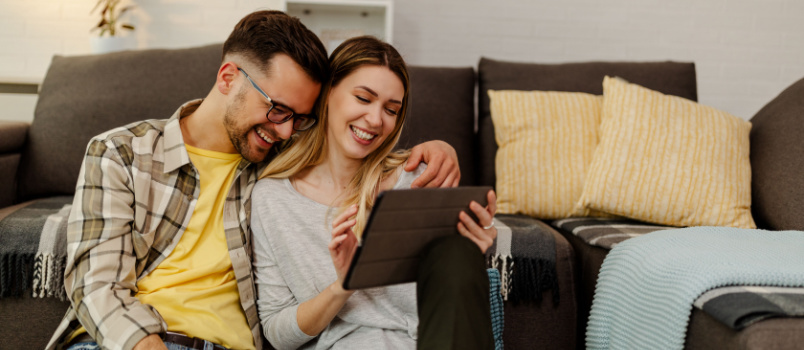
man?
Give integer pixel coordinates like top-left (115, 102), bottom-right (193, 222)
top-left (47, 10), bottom-right (460, 350)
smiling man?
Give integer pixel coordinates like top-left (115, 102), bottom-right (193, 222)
top-left (46, 10), bottom-right (460, 350)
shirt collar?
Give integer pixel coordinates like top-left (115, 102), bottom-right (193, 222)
top-left (162, 99), bottom-right (202, 174)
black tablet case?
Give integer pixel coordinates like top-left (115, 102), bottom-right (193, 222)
top-left (343, 186), bottom-right (492, 290)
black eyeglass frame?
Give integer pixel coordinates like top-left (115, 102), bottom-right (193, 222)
top-left (237, 67), bottom-right (318, 131)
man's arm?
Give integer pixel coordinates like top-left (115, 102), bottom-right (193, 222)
top-left (405, 140), bottom-right (461, 188)
top-left (65, 139), bottom-right (166, 350)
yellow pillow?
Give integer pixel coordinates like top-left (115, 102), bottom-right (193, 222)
top-left (490, 90), bottom-right (602, 219)
top-left (574, 76), bottom-right (756, 228)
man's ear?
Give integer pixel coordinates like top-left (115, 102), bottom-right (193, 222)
top-left (217, 62), bottom-right (239, 95)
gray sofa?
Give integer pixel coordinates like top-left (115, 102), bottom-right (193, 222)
top-left (473, 57), bottom-right (804, 349)
top-left (0, 44), bottom-right (577, 350)
top-left (1, 43), bottom-right (802, 349)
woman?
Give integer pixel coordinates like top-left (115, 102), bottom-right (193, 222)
top-left (251, 36), bottom-right (497, 350)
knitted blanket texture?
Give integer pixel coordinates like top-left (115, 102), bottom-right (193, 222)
top-left (587, 227), bottom-right (804, 350)
top-left (487, 268), bottom-right (504, 350)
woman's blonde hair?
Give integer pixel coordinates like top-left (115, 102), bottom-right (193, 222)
top-left (260, 36), bottom-right (411, 237)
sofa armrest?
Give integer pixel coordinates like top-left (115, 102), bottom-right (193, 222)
top-left (0, 121), bottom-right (29, 153)
top-left (0, 121), bottom-right (28, 207)
top-left (491, 214), bottom-right (578, 349)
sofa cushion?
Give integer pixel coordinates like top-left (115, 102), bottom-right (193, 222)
top-left (500, 217), bottom-right (579, 349)
top-left (749, 76), bottom-right (804, 231)
top-left (0, 293), bottom-right (71, 349)
top-left (576, 77), bottom-right (755, 228)
top-left (489, 90), bottom-right (602, 218)
top-left (553, 216), bottom-right (674, 250)
top-left (0, 122), bottom-right (28, 154)
top-left (477, 57), bottom-right (698, 187)
top-left (0, 155), bottom-right (20, 208)
top-left (398, 66), bottom-right (477, 185)
top-left (17, 44), bottom-right (223, 201)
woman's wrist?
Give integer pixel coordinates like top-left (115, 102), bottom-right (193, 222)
top-left (329, 281), bottom-right (355, 298)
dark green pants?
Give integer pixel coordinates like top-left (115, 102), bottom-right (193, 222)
top-left (417, 235), bottom-right (494, 350)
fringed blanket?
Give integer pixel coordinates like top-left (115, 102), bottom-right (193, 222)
top-left (0, 197), bottom-right (72, 300)
top-left (587, 227), bottom-right (804, 350)
top-left (486, 214), bottom-right (558, 305)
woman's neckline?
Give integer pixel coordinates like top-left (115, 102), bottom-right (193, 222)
top-left (283, 166), bottom-right (407, 208)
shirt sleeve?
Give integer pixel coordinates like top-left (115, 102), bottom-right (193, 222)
top-left (251, 184), bottom-right (317, 350)
top-left (395, 163), bottom-right (428, 189)
top-left (64, 138), bottom-right (166, 350)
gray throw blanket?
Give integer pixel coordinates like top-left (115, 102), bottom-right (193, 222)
top-left (0, 197), bottom-right (72, 299)
top-left (694, 286), bottom-right (804, 330)
top-left (485, 214), bottom-right (558, 305)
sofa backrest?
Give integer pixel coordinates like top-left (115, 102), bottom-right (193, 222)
top-left (18, 44), bottom-right (706, 201)
top-left (17, 44), bottom-right (480, 201)
top-left (748, 77), bottom-right (804, 231)
top-left (476, 57), bottom-right (699, 188)
top-left (399, 66), bottom-right (477, 185)
top-left (17, 44), bottom-right (223, 201)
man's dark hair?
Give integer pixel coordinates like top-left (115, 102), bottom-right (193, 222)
top-left (223, 10), bottom-right (328, 84)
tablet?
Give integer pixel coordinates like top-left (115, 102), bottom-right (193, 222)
top-left (342, 186), bottom-right (492, 290)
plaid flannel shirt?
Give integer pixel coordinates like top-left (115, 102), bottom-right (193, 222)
top-left (46, 100), bottom-right (263, 350)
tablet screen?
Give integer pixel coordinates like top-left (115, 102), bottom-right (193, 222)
top-left (343, 186), bottom-right (491, 290)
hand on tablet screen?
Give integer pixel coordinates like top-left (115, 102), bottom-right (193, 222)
top-left (330, 204), bottom-right (360, 288)
top-left (457, 190), bottom-right (498, 253)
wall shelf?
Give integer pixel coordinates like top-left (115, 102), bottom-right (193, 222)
top-left (284, 0), bottom-right (393, 54)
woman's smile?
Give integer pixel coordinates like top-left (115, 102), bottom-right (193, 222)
top-left (350, 125), bottom-right (377, 144)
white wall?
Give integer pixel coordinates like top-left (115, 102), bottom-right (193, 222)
top-left (0, 0), bottom-right (282, 122)
top-left (0, 0), bottom-right (283, 81)
top-left (393, 0), bottom-right (804, 120)
top-left (1, 0), bottom-right (802, 121)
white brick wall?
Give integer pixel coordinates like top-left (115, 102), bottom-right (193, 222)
top-left (394, 0), bottom-right (804, 120)
top-left (1, 0), bottom-right (802, 121)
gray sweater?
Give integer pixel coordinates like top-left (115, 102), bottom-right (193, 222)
top-left (251, 165), bottom-right (426, 350)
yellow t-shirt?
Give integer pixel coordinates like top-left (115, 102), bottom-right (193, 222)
top-left (134, 144), bottom-right (254, 349)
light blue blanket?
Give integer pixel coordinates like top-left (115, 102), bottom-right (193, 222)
top-left (586, 227), bottom-right (804, 349)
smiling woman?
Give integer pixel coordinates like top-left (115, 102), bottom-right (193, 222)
top-left (326, 65), bottom-right (403, 160)
top-left (259, 37), bottom-right (413, 235)
top-left (251, 36), bottom-right (498, 350)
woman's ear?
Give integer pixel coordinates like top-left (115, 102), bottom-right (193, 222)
top-left (216, 62), bottom-right (239, 95)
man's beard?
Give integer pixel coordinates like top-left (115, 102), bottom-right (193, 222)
top-left (224, 89), bottom-right (269, 163)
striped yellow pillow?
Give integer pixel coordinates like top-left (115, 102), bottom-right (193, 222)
top-left (490, 90), bottom-right (602, 219)
top-left (574, 76), bottom-right (756, 228)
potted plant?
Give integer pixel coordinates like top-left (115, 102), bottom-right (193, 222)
top-left (89, 0), bottom-right (137, 54)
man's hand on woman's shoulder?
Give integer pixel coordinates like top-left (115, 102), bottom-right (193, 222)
top-left (407, 140), bottom-right (460, 188)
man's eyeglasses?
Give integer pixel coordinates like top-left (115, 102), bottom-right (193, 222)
top-left (238, 67), bottom-right (317, 131)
